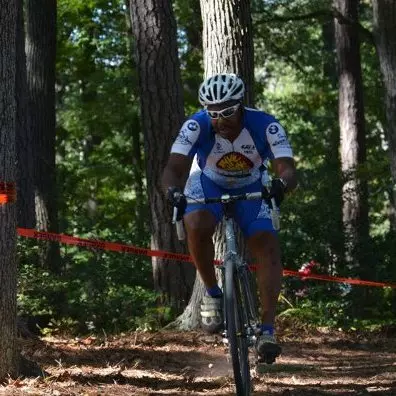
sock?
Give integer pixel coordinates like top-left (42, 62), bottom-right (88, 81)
top-left (260, 324), bottom-right (274, 335)
top-left (206, 284), bottom-right (222, 298)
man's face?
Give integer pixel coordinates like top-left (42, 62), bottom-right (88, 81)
top-left (206, 100), bottom-right (242, 141)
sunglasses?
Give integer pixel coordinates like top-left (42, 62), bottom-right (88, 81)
top-left (206, 103), bottom-right (240, 120)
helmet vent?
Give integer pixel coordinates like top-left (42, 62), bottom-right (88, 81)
top-left (198, 73), bottom-right (245, 106)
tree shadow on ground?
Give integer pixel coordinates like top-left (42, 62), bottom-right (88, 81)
top-left (15, 331), bottom-right (396, 395)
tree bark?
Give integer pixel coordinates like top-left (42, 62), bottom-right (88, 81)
top-left (129, 0), bottom-right (195, 311)
top-left (0, 0), bottom-right (18, 380)
top-left (26, 0), bottom-right (59, 271)
top-left (321, 18), bottom-right (345, 272)
top-left (334, 0), bottom-right (369, 273)
top-left (372, 0), bottom-right (396, 232)
top-left (172, 0), bottom-right (255, 329)
top-left (16, 0), bottom-right (35, 229)
top-left (200, 0), bottom-right (255, 105)
top-left (124, 1), bottom-right (145, 235)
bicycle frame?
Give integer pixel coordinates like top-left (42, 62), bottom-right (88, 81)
top-left (221, 203), bottom-right (260, 342)
top-left (220, 206), bottom-right (259, 395)
top-left (172, 191), bottom-right (279, 396)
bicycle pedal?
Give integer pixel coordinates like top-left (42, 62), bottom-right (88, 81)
top-left (257, 354), bottom-right (277, 365)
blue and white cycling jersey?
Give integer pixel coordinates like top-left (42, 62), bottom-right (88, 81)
top-left (170, 107), bottom-right (293, 189)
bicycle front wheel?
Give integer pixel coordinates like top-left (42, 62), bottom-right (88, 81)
top-left (225, 258), bottom-right (251, 396)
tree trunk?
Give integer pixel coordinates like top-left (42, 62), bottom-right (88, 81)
top-left (0, 0), bottom-right (18, 380)
top-left (26, 0), bottom-right (59, 271)
top-left (321, 18), bottom-right (344, 272)
top-left (372, 0), bottom-right (396, 232)
top-left (200, 0), bottom-right (255, 105)
top-left (129, 0), bottom-right (195, 311)
top-left (16, 0), bottom-right (35, 229)
top-left (124, 1), bottom-right (145, 235)
top-left (172, 0), bottom-right (255, 329)
top-left (334, 0), bottom-right (369, 274)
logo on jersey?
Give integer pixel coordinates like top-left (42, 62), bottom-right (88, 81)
top-left (213, 142), bottom-right (225, 154)
top-left (187, 121), bottom-right (198, 131)
top-left (216, 152), bottom-right (254, 171)
top-left (241, 145), bottom-right (255, 150)
top-left (241, 144), bottom-right (256, 154)
top-left (175, 129), bottom-right (193, 145)
top-left (268, 124), bottom-right (279, 135)
top-left (272, 137), bottom-right (289, 147)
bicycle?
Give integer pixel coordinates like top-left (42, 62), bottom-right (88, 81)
top-left (172, 190), bottom-right (280, 396)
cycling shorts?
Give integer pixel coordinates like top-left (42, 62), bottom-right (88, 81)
top-left (184, 171), bottom-right (276, 237)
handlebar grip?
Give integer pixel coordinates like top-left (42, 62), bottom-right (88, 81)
top-left (172, 206), bottom-right (178, 224)
top-left (176, 220), bottom-right (186, 240)
top-left (270, 197), bottom-right (280, 231)
top-left (173, 206), bottom-right (186, 240)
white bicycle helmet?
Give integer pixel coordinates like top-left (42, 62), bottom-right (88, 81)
top-left (198, 73), bottom-right (245, 106)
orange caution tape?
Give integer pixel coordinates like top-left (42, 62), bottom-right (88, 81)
top-left (17, 228), bottom-right (396, 289)
top-left (283, 270), bottom-right (395, 288)
top-left (0, 181), bottom-right (16, 204)
top-left (17, 228), bottom-right (195, 263)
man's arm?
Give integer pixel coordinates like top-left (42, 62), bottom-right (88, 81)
top-left (271, 157), bottom-right (297, 192)
top-left (162, 153), bottom-right (193, 194)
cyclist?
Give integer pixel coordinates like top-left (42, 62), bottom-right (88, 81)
top-left (162, 73), bottom-right (297, 363)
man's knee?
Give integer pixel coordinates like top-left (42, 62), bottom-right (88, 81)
top-left (247, 231), bottom-right (281, 259)
top-left (184, 210), bottom-right (217, 239)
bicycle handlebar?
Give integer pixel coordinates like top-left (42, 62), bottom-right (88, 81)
top-left (172, 190), bottom-right (280, 240)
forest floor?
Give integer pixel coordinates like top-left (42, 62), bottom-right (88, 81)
top-left (1, 323), bottom-right (396, 396)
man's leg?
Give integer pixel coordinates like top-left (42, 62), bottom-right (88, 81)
top-left (247, 230), bottom-right (282, 362)
top-left (184, 209), bottom-right (217, 287)
top-left (246, 231), bottom-right (282, 326)
top-left (184, 210), bottom-right (223, 332)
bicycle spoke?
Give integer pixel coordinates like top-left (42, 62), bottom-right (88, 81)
top-left (225, 259), bottom-right (251, 396)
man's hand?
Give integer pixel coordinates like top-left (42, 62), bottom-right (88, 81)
top-left (268, 178), bottom-right (287, 207)
top-left (167, 186), bottom-right (187, 220)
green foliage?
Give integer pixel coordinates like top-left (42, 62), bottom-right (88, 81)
top-left (18, 238), bottom-right (159, 333)
top-left (135, 305), bottom-right (175, 331)
top-left (17, 0), bottom-right (395, 333)
top-left (16, 0), bottom-right (157, 334)
top-left (254, 0), bottom-right (395, 327)
top-left (279, 280), bottom-right (396, 330)
top-left (174, 0), bottom-right (203, 113)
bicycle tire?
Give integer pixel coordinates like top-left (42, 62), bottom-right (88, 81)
top-left (240, 266), bottom-right (260, 325)
top-left (225, 258), bottom-right (251, 396)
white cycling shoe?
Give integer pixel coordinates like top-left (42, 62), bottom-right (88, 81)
top-left (200, 294), bottom-right (223, 333)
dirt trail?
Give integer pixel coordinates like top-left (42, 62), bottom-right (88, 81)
top-left (1, 329), bottom-right (395, 395)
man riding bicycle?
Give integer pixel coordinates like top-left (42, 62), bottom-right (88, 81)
top-left (162, 73), bottom-right (297, 363)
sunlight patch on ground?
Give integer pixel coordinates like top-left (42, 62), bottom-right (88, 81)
top-left (3, 330), bottom-right (395, 395)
